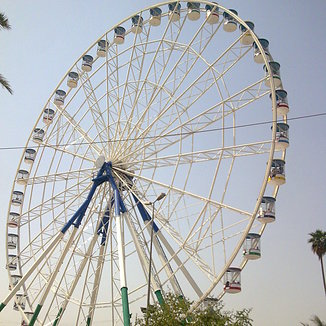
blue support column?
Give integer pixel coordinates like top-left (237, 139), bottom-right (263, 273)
top-left (61, 163), bottom-right (109, 234)
top-left (132, 194), bottom-right (159, 232)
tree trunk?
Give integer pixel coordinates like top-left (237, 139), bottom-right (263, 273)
top-left (320, 255), bottom-right (326, 296)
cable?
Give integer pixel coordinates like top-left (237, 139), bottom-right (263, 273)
top-left (0, 112), bottom-right (325, 152)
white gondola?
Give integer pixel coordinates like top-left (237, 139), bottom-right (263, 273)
top-left (223, 9), bottom-right (238, 32)
top-left (82, 55), bottom-right (94, 72)
top-left (97, 40), bottom-right (109, 57)
top-left (8, 212), bottom-right (20, 228)
top-left (224, 267), bottom-right (241, 293)
top-left (67, 71), bottom-right (79, 88)
top-left (9, 274), bottom-right (22, 290)
top-left (257, 196), bottom-right (276, 223)
top-left (264, 61), bottom-right (282, 88)
top-left (13, 294), bottom-right (26, 311)
top-left (32, 128), bottom-right (45, 143)
top-left (187, 2), bottom-right (200, 21)
top-left (17, 170), bottom-right (29, 185)
top-left (253, 38), bottom-right (270, 64)
top-left (168, 2), bottom-right (181, 22)
top-left (114, 26), bottom-right (126, 44)
top-left (243, 233), bottom-right (261, 260)
top-left (24, 148), bottom-right (36, 164)
top-left (273, 123), bottom-right (289, 150)
top-left (205, 3), bottom-right (219, 24)
top-left (149, 7), bottom-right (162, 26)
top-left (7, 254), bottom-right (18, 271)
top-left (269, 159), bottom-right (286, 186)
top-left (43, 108), bottom-right (55, 124)
top-left (11, 191), bottom-right (24, 206)
top-left (131, 15), bottom-right (143, 34)
top-left (7, 233), bottom-right (19, 250)
top-left (239, 21), bottom-right (255, 45)
top-left (53, 89), bottom-right (66, 106)
top-left (272, 89), bottom-right (289, 116)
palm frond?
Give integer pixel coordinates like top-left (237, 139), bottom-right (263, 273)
top-left (0, 12), bottom-right (11, 30)
top-left (311, 315), bottom-right (326, 326)
top-left (0, 73), bottom-right (13, 94)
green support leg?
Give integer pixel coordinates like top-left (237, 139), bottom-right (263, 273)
top-left (121, 287), bottom-right (130, 326)
top-left (52, 307), bottom-right (63, 326)
top-left (29, 303), bottom-right (42, 326)
top-left (86, 316), bottom-right (91, 326)
top-left (0, 303), bottom-right (6, 312)
top-left (154, 290), bottom-right (165, 307)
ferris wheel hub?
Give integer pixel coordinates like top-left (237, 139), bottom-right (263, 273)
top-left (95, 155), bottom-right (106, 169)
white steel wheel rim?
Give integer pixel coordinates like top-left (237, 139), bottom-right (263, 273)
top-left (6, 1), bottom-right (284, 325)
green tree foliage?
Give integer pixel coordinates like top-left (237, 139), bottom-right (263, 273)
top-left (0, 12), bottom-right (13, 94)
top-left (134, 293), bottom-right (252, 326)
top-left (308, 230), bottom-right (326, 296)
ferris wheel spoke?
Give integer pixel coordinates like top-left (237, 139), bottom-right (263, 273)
top-left (206, 155), bottom-right (238, 261)
top-left (144, 207), bottom-right (217, 283)
top-left (151, 203), bottom-right (249, 292)
top-left (19, 175), bottom-right (92, 228)
top-left (125, 189), bottom-right (198, 296)
top-left (119, 75), bottom-right (268, 165)
top-left (41, 130), bottom-right (100, 165)
top-left (47, 68), bottom-right (114, 159)
top-left (119, 29), bottom-right (248, 157)
top-left (185, 212), bottom-right (250, 249)
top-left (105, 46), bottom-right (125, 157)
top-left (84, 243), bottom-right (107, 325)
top-left (128, 172), bottom-right (251, 217)
top-left (49, 199), bottom-right (110, 324)
top-left (124, 211), bottom-right (163, 297)
top-left (164, 185), bottom-right (251, 249)
top-left (77, 68), bottom-right (110, 153)
top-left (48, 237), bottom-right (101, 325)
top-left (115, 11), bottom-right (188, 156)
top-left (114, 6), bottom-right (222, 157)
top-left (40, 142), bottom-right (96, 163)
top-left (0, 231), bottom-right (64, 312)
top-left (30, 185), bottom-right (110, 324)
top-left (128, 175), bottom-right (252, 282)
top-left (87, 203), bottom-right (112, 326)
top-left (127, 184), bottom-right (216, 281)
top-left (111, 10), bottom-right (151, 150)
top-left (122, 140), bottom-right (272, 171)
top-left (24, 167), bottom-right (95, 185)
top-left (115, 9), bottom-right (220, 156)
top-left (47, 101), bottom-right (102, 156)
top-left (124, 191), bottom-right (183, 296)
top-left (18, 182), bottom-right (97, 267)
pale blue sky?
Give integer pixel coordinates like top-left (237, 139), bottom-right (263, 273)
top-left (0, 1), bottom-right (326, 325)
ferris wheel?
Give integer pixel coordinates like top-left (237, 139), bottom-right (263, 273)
top-left (2, 1), bottom-right (290, 325)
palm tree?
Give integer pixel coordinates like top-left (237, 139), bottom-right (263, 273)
top-left (308, 230), bottom-right (326, 296)
top-left (0, 12), bottom-right (13, 94)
